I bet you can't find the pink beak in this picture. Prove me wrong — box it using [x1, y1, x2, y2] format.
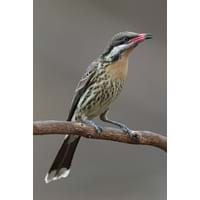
[130, 33, 152, 44]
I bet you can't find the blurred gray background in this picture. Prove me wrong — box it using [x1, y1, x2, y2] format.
[34, 0, 166, 199]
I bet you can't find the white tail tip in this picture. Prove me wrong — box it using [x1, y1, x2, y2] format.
[45, 168, 70, 184]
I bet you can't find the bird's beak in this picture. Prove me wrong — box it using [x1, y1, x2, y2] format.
[144, 33, 153, 40]
[130, 33, 152, 45]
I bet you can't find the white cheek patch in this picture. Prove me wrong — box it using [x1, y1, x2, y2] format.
[106, 44, 131, 61]
[109, 44, 126, 58]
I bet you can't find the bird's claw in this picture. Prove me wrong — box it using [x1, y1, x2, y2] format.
[83, 120, 103, 134]
[94, 125, 103, 134]
[120, 126, 136, 138]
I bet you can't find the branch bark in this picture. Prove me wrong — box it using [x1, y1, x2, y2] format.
[33, 120, 167, 152]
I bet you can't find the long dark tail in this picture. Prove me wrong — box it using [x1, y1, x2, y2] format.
[45, 135, 80, 183]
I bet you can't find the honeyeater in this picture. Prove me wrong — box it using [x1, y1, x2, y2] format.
[45, 31, 152, 183]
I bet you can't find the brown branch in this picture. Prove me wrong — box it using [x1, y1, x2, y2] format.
[33, 120, 167, 152]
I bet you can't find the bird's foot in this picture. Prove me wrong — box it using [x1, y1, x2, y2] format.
[83, 120, 103, 134]
[119, 125, 136, 138]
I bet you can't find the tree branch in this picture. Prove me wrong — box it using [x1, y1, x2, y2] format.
[33, 120, 167, 152]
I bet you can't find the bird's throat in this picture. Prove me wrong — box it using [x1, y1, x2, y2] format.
[106, 54, 129, 80]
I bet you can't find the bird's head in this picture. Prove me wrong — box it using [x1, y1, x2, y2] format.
[102, 31, 152, 62]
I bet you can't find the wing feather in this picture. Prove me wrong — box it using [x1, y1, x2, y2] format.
[67, 60, 99, 121]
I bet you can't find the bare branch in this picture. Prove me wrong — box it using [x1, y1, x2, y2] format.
[33, 120, 167, 152]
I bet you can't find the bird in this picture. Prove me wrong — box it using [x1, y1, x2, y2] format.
[45, 31, 152, 183]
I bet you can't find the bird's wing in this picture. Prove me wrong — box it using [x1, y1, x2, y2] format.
[67, 60, 99, 121]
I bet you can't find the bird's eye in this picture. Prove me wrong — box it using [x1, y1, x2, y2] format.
[123, 37, 129, 42]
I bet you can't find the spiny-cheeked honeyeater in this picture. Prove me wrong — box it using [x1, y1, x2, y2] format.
[45, 31, 152, 183]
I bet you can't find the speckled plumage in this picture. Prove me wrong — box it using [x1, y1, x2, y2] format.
[74, 62, 126, 121]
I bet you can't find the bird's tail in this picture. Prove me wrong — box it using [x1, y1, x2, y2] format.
[45, 135, 80, 183]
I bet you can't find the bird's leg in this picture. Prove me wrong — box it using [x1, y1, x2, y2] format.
[80, 119, 103, 134]
[100, 109, 136, 138]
